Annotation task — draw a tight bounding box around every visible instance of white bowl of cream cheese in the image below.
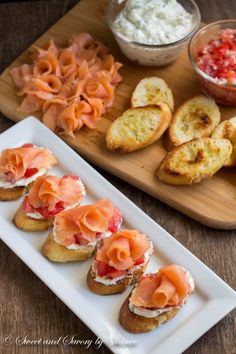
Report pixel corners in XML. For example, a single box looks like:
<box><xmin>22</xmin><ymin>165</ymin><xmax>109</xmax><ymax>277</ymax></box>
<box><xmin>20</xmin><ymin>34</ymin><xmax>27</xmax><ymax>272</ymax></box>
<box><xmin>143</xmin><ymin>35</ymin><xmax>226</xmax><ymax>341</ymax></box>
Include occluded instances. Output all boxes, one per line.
<box><xmin>107</xmin><ymin>0</ymin><xmax>201</xmax><ymax>66</ymax></box>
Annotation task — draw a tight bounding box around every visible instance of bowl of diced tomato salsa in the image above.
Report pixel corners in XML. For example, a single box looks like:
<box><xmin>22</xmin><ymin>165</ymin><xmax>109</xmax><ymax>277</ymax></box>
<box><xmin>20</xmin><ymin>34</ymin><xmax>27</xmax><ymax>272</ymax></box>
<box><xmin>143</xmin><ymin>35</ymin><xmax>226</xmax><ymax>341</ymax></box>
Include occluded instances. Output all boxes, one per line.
<box><xmin>189</xmin><ymin>20</ymin><xmax>236</xmax><ymax>106</ymax></box>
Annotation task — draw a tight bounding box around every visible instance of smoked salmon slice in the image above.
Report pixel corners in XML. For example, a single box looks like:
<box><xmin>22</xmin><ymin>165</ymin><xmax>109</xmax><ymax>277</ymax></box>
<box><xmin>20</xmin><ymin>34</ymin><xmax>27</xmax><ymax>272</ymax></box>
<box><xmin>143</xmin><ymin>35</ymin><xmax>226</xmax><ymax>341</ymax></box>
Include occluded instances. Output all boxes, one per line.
<box><xmin>10</xmin><ymin>32</ymin><xmax>123</xmax><ymax>138</ymax></box>
<box><xmin>96</xmin><ymin>230</ymin><xmax>151</xmax><ymax>271</ymax></box>
<box><xmin>0</xmin><ymin>144</ymin><xmax>57</xmax><ymax>182</ymax></box>
<box><xmin>129</xmin><ymin>265</ymin><xmax>193</xmax><ymax>309</ymax></box>
<box><xmin>23</xmin><ymin>175</ymin><xmax>85</xmax><ymax>217</ymax></box>
<box><xmin>53</xmin><ymin>198</ymin><xmax>122</xmax><ymax>246</ymax></box>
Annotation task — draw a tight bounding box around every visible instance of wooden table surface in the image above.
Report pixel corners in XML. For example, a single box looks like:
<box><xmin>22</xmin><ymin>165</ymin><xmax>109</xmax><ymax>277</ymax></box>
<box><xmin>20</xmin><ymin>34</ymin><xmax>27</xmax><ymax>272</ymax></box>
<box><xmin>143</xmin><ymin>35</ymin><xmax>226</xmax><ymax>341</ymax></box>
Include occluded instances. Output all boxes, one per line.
<box><xmin>0</xmin><ymin>1</ymin><xmax>235</xmax><ymax>354</ymax></box>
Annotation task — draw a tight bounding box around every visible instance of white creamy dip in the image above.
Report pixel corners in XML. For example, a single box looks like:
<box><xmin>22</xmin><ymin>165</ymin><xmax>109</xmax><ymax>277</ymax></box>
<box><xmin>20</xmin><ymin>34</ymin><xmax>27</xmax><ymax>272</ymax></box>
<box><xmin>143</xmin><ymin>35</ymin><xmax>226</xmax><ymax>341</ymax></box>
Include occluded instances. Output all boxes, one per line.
<box><xmin>129</xmin><ymin>267</ymin><xmax>195</xmax><ymax>318</ymax></box>
<box><xmin>93</xmin><ymin>240</ymin><xmax>153</xmax><ymax>286</ymax></box>
<box><xmin>0</xmin><ymin>168</ymin><xmax>47</xmax><ymax>189</ymax></box>
<box><xmin>26</xmin><ymin>179</ymin><xmax>86</xmax><ymax>220</ymax></box>
<box><xmin>114</xmin><ymin>0</ymin><xmax>193</xmax><ymax>45</ymax></box>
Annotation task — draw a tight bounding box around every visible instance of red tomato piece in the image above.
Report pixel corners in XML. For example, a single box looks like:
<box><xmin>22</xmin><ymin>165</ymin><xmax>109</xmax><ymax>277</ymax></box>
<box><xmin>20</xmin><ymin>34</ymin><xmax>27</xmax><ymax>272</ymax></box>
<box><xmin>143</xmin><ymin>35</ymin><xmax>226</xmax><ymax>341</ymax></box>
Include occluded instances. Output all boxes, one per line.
<box><xmin>74</xmin><ymin>233</ymin><xmax>89</xmax><ymax>245</ymax></box>
<box><xmin>96</xmin><ymin>261</ymin><xmax>124</xmax><ymax>278</ymax></box>
<box><xmin>108</xmin><ymin>207</ymin><xmax>122</xmax><ymax>233</ymax></box>
<box><xmin>134</xmin><ymin>255</ymin><xmax>145</xmax><ymax>266</ymax></box>
<box><xmin>21</xmin><ymin>143</ymin><xmax>34</xmax><ymax>148</ymax></box>
<box><xmin>24</xmin><ymin>168</ymin><xmax>38</xmax><ymax>178</ymax></box>
<box><xmin>22</xmin><ymin>196</ymin><xmax>34</xmax><ymax>212</ymax></box>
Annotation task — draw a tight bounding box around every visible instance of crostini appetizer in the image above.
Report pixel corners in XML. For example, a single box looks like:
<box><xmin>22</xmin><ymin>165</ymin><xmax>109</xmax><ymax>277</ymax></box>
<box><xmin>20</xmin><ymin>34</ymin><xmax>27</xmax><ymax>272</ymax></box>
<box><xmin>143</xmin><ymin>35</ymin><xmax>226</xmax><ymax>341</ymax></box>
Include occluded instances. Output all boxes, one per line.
<box><xmin>42</xmin><ymin>198</ymin><xmax>122</xmax><ymax>262</ymax></box>
<box><xmin>131</xmin><ymin>77</ymin><xmax>174</xmax><ymax>111</ymax></box>
<box><xmin>164</xmin><ymin>95</ymin><xmax>221</xmax><ymax>151</ymax></box>
<box><xmin>211</xmin><ymin>116</ymin><xmax>236</xmax><ymax>167</ymax></box>
<box><xmin>157</xmin><ymin>138</ymin><xmax>232</xmax><ymax>185</ymax></box>
<box><xmin>119</xmin><ymin>264</ymin><xmax>194</xmax><ymax>333</ymax></box>
<box><xmin>0</xmin><ymin>143</ymin><xmax>57</xmax><ymax>201</ymax></box>
<box><xmin>13</xmin><ymin>175</ymin><xmax>85</xmax><ymax>231</ymax></box>
<box><xmin>87</xmin><ymin>229</ymin><xmax>153</xmax><ymax>295</ymax></box>
<box><xmin>106</xmin><ymin>103</ymin><xmax>172</xmax><ymax>153</ymax></box>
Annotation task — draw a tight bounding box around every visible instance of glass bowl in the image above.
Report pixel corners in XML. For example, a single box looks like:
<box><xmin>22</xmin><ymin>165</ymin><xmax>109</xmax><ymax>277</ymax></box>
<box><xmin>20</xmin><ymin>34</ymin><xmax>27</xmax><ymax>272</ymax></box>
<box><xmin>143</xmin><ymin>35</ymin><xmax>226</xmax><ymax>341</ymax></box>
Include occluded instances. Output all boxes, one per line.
<box><xmin>189</xmin><ymin>20</ymin><xmax>236</xmax><ymax>106</ymax></box>
<box><xmin>106</xmin><ymin>0</ymin><xmax>201</xmax><ymax>67</ymax></box>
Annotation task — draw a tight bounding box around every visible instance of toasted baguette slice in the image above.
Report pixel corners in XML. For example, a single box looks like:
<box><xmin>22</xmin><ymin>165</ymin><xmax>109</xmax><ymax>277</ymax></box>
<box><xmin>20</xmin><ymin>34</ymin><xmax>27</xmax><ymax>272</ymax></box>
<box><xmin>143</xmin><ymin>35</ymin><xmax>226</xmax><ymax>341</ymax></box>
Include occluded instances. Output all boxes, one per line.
<box><xmin>131</xmin><ymin>77</ymin><xmax>174</xmax><ymax>111</ymax></box>
<box><xmin>13</xmin><ymin>205</ymin><xmax>53</xmax><ymax>231</ymax></box>
<box><xmin>157</xmin><ymin>138</ymin><xmax>232</xmax><ymax>185</ymax></box>
<box><xmin>119</xmin><ymin>295</ymin><xmax>178</xmax><ymax>333</ymax></box>
<box><xmin>42</xmin><ymin>233</ymin><xmax>95</xmax><ymax>263</ymax></box>
<box><xmin>106</xmin><ymin>103</ymin><xmax>172</xmax><ymax>153</ymax></box>
<box><xmin>0</xmin><ymin>186</ymin><xmax>25</xmax><ymax>201</ymax></box>
<box><xmin>87</xmin><ymin>261</ymin><xmax>149</xmax><ymax>295</ymax></box>
<box><xmin>211</xmin><ymin>116</ymin><xmax>236</xmax><ymax>167</ymax></box>
<box><xmin>0</xmin><ymin>181</ymin><xmax>33</xmax><ymax>201</ymax></box>
<box><xmin>165</xmin><ymin>95</ymin><xmax>221</xmax><ymax>150</ymax></box>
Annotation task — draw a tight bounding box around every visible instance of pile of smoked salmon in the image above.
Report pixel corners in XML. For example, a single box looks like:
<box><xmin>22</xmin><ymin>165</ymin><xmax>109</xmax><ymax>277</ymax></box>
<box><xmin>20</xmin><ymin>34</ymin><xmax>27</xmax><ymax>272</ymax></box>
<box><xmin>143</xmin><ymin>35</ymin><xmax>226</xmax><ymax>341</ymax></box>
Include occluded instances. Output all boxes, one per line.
<box><xmin>10</xmin><ymin>33</ymin><xmax>123</xmax><ymax>138</ymax></box>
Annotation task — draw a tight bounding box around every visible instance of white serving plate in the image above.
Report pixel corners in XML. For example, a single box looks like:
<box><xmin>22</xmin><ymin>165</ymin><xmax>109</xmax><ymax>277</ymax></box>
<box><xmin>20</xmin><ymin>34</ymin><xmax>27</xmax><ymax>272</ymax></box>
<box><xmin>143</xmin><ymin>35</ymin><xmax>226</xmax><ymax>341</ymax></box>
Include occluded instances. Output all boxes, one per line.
<box><xmin>0</xmin><ymin>117</ymin><xmax>235</xmax><ymax>354</ymax></box>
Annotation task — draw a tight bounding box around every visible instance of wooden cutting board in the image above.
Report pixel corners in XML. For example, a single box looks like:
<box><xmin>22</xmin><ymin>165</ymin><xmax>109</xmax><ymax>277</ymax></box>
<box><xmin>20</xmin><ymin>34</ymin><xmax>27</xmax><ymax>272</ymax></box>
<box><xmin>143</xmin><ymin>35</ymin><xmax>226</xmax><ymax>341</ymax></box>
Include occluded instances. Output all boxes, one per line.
<box><xmin>0</xmin><ymin>0</ymin><xmax>236</xmax><ymax>229</ymax></box>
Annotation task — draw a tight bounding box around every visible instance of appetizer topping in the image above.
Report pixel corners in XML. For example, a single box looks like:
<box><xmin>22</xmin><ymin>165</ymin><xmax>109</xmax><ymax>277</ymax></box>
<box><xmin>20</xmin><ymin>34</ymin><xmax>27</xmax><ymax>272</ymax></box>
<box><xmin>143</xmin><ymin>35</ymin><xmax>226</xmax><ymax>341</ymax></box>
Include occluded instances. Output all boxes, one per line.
<box><xmin>0</xmin><ymin>143</ymin><xmax>57</xmax><ymax>186</ymax></box>
<box><xmin>114</xmin><ymin>0</ymin><xmax>193</xmax><ymax>45</ymax></box>
<box><xmin>22</xmin><ymin>175</ymin><xmax>85</xmax><ymax>219</ymax></box>
<box><xmin>53</xmin><ymin>198</ymin><xmax>122</xmax><ymax>247</ymax></box>
<box><xmin>129</xmin><ymin>265</ymin><xmax>194</xmax><ymax>312</ymax></box>
<box><xmin>197</xmin><ymin>29</ymin><xmax>236</xmax><ymax>85</ymax></box>
<box><xmin>96</xmin><ymin>229</ymin><xmax>151</xmax><ymax>272</ymax></box>
<box><xmin>10</xmin><ymin>33</ymin><xmax>123</xmax><ymax>138</ymax></box>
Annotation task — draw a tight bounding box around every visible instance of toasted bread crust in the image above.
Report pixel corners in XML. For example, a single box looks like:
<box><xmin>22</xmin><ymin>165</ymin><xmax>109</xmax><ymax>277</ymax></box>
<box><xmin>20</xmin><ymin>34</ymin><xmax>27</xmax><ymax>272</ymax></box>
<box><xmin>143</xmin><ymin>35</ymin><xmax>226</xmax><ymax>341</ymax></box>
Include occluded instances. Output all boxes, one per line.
<box><xmin>131</xmin><ymin>77</ymin><xmax>174</xmax><ymax>111</ymax></box>
<box><xmin>0</xmin><ymin>186</ymin><xmax>25</xmax><ymax>201</ymax></box>
<box><xmin>106</xmin><ymin>103</ymin><xmax>172</xmax><ymax>153</ymax></box>
<box><xmin>165</xmin><ymin>95</ymin><xmax>221</xmax><ymax>150</ymax></box>
<box><xmin>87</xmin><ymin>261</ymin><xmax>148</xmax><ymax>295</ymax></box>
<box><xmin>211</xmin><ymin>116</ymin><xmax>236</xmax><ymax>167</ymax></box>
<box><xmin>157</xmin><ymin>138</ymin><xmax>232</xmax><ymax>185</ymax></box>
<box><xmin>42</xmin><ymin>233</ymin><xmax>95</xmax><ymax>263</ymax></box>
<box><xmin>119</xmin><ymin>295</ymin><xmax>178</xmax><ymax>333</ymax></box>
<box><xmin>13</xmin><ymin>205</ymin><xmax>52</xmax><ymax>231</ymax></box>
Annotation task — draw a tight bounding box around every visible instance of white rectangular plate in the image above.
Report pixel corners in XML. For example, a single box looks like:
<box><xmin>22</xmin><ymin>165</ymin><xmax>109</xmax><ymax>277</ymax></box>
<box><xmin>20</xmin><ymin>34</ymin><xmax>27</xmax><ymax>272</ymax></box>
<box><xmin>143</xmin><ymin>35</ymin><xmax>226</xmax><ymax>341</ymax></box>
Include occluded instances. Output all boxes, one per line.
<box><xmin>0</xmin><ymin>117</ymin><xmax>235</xmax><ymax>354</ymax></box>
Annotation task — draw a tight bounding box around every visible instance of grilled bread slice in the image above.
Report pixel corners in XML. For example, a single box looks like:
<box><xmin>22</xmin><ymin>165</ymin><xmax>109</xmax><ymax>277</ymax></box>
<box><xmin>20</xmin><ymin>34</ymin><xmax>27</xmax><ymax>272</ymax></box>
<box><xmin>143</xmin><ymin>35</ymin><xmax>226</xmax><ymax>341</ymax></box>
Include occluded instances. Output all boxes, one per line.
<box><xmin>106</xmin><ymin>103</ymin><xmax>172</xmax><ymax>153</ymax></box>
<box><xmin>42</xmin><ymin>233</ymin><xmax>95</xmax><ymax>263</ymax></box>
<box><xmin>211</xmin><ymin>116</ymin><xmax>236</xmax><ymax>167</ymax></box>
<box><xmin>131</xmin><ymin>77</ymin><xmax>174</xmax><ymax>111</ymax></box>
<box><xmin>13</xmin><ymin>205</ymin><xmax>53</xmax><ymax>231</ymax></box>
<box><xmin>119</xmin><ymin>294</ymin><xmax>178</xmax><ymax>333</ymax></box>
<box><xmin>157</xmin><ymin>138</ymin><xmax>232</xmax><ymax>185</ymax></box>
<box><xmin>165</xmin><ymin>95</ymin><xmax>221</xmax><ymax>151</ymax></box>
<box><xmin>0</xmin><ymin>186</ymin><xmax>26</xmax><ymax>201</ymax></box>
<box><xmin>87</xmin><ymin>262</ymin><xmax>148</xmax><ymax>295</ymax></box>
<box><xmin>0</xmin><ymin>182</ymin><xmax>33</xmax><ymax>201</ymax></box>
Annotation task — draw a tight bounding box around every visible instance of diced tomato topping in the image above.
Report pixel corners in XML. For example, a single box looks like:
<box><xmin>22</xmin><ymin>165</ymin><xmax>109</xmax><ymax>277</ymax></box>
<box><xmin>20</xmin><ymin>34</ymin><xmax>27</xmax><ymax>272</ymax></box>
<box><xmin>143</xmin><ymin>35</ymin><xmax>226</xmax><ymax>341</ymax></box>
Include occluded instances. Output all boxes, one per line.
<box><xmin>36</xmin><ymin>200</ymin><xmax>65</xmax><ymax>218</ymax></box>
<box><xmin>134</xmin><ymin>255</ymin><xmax>145</xmax><ymax>266</ymax></box>
<box><xmin>74</xmin><ymin>233</ymin><xmax>89</xmax><ymax>245</ymax></box>
<box><xmin>96</xmin><ymin>261</ymin><xmax>125</xmax><ymax>278</ymax></box>
<box><xmin>24</xmin><ymin>168</ymin><xmax>38</xmax><ymax>178</ymax></box>
<box><xmin>22</xmin><ymin>196</ymin><xmax>35</xmax><ymax>212</ymax></box>
<box><xmin>63</xmin><ymin>175</ymin><xmax>79</xmax><ymax>180</ymax></box>
<box><xmin>108</xmin><ymin>207</ymin><xmax>122</xmax><ymax>233</ymax></box>
<box><xmin>197</xmin><ymin>28</ymin><xmax>236</xmax><ymax>84</ymax></box>
<box><xmin>21</xmin><ymin>143</ymin><xmax>34</xmax><ymax>148</ymax></box>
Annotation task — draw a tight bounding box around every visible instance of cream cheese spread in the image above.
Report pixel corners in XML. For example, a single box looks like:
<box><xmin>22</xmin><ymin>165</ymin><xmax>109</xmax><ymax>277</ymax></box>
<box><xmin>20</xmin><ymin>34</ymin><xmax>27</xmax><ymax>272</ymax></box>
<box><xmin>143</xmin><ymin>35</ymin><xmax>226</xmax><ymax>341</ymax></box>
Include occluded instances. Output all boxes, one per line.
<box><xmin>129</xmin><ymin>267</ymin><xmax>195</xmax><ymax>318</ymax></box>
<box><xmin>114</xmin><ymin>0</ymin><xmax>193</xmax><ymax>45</ymax></box>
<box><xmin>0</xmin><ymin>168</ymin><xmax>47</xmax><ymax>189</ymax></box>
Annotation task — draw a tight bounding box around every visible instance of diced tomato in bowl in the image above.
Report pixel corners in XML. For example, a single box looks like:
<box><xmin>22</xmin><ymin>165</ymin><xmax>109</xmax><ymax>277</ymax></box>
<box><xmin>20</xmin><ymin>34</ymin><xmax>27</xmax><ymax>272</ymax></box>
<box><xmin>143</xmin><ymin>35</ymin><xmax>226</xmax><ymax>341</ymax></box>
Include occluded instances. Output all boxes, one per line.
<box><xmin>189</xmin><ymin>20</ymin><xmax>236</xmax><ymax>106</ymax></box>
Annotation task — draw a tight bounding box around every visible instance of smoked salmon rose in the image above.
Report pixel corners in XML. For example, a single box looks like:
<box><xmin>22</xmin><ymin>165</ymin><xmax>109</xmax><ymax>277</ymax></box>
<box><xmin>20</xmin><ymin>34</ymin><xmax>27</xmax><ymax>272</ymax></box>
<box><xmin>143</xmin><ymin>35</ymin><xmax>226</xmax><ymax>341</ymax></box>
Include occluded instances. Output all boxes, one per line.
<box><xmin>0</xmin><ymin>143</ymin><xmax>57</xmax><ymax>183</ymax></box>
<box><xmin>22</xmin><ymin>175</ymin><xmax>85</xmax><ymax>219</ymax></box>
<box><xmin>130</xmin><ymin>265</ymin><xmax>194</xmax><ymax>309</ymax></box>
<box><xmin>53</xmin><ymin>198</ymin><xmax>122</xmax><ymax>247</ymax></box>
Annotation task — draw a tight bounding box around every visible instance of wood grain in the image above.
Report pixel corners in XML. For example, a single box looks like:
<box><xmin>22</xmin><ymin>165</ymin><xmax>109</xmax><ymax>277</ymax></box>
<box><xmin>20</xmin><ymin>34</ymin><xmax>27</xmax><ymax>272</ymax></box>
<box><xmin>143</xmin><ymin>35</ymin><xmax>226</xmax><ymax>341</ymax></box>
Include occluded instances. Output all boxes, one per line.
<box><xmin>0</xmin><ymin>0</ymin><xmax>236</xmax><ymax>229</ymax></box>
<box><xmin>0</xmin><ymin>1</ymin><xmax>235</xmax><ymax>354</ymax></box>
